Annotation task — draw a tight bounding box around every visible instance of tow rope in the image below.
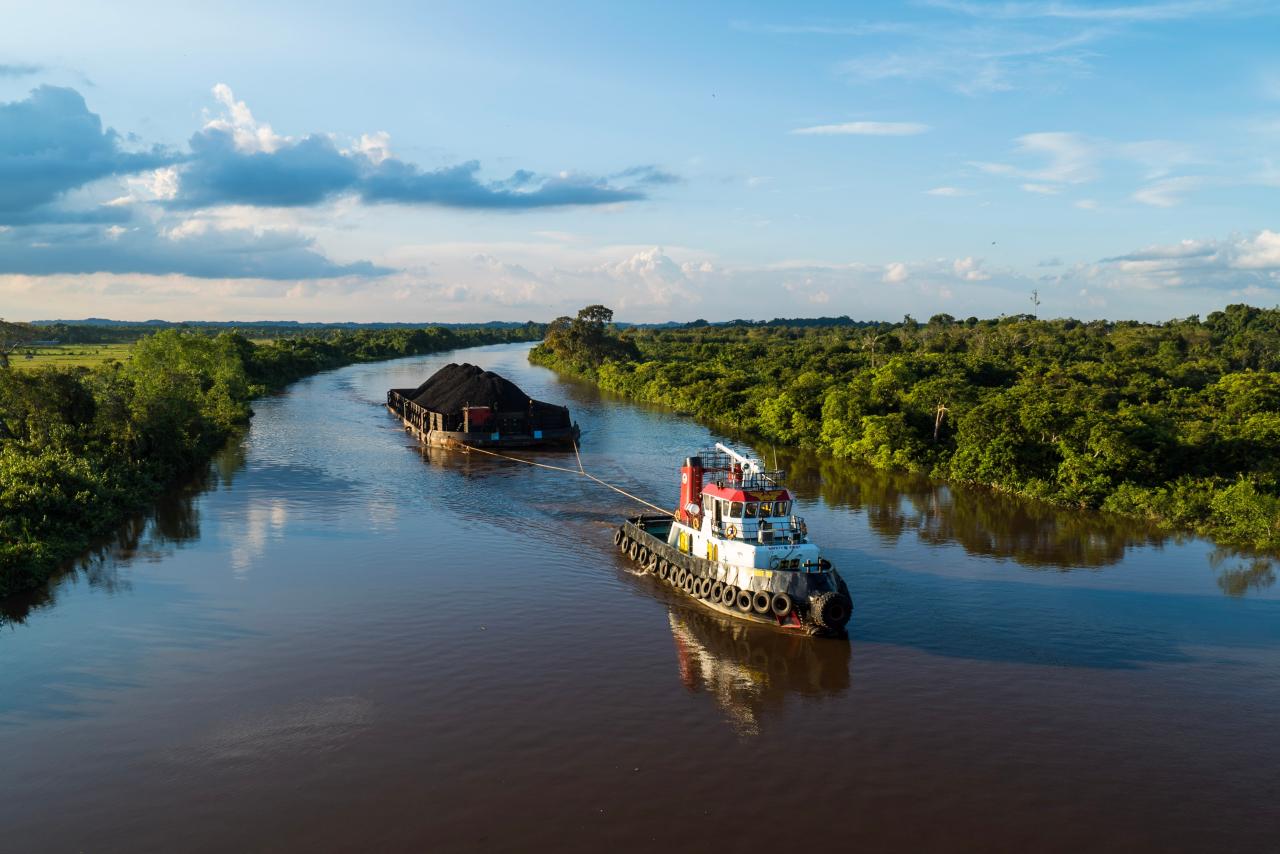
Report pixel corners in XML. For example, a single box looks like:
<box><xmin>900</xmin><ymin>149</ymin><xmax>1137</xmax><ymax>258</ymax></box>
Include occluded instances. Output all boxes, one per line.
<box><xmin>459</xmin><ymin>441</ymin><xmax>670</xmax><ymax>515</ymax></box>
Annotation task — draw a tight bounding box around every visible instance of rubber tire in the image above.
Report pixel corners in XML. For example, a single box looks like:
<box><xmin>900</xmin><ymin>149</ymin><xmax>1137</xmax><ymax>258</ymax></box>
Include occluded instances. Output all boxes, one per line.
<box><xmin>618</xmin><ymin>535</ymin><xmax>630</xmax><ymax>553</ymax></box>
<box><xmin>699</xmin><ymin>578</ymin><xmax>713</xmax><ymax>598</ymax></box>
<box><xmin>613</xmin><ymin>529</ymin><xmax>624</xmax><ymax>546</ymax></box>
<box><xmin>647</xmin><ymin>553</ymin><xmax>659</xmax><ymax>572</ymax></box>
<box><xmin>710</xmin><ymin>581</ymin><xmax>724</xmax><ymax>602</ymax></box>
<box><xmin>721</xmin><ymin>585</ymin><xmax>737</xmax><ymax>606</ymax></box>
<box><xmin>770</xmin><ymin>592</ymin><xmax>794</xmax><ymax>618</ymax></box>
<box><xmin>736</xmin><ymin>589</ymin><xmax>753</xmax><ymax>612</ymax></box>
<box><xmin>809</xmin><ymin>591</ymin><xmax>853</xmax><ymax>630</ymax></box>
<box><xmin>685</xmin><ymin>574</ymin><xmax>697</xmax><ymax>594</ymax></box>
<box><xmin>637</xmin><ymin>547</ymin><xmax>650</xmax><ymax>565</ymax></box>
<box><xmin>657</xmin><ymin>561</ymin><xmax>669</xmax><ymax>581</ymax></box>
<box><xmin>752</xmin><ymin>591</ymin><xmax>772</xmax><ymax>615</ymax></box>
<box><xmin>628</xmin><ymin>541</ymin><xmax>640</xmax><ymax>560</ymax></box>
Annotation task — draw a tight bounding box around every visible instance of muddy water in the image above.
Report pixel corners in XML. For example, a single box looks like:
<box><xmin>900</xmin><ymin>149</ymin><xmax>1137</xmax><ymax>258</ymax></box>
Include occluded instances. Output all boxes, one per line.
<box><xmin>2</xmin><ymin>342</ymin><xmax>1278</xmax><ymax>853</ymax></box>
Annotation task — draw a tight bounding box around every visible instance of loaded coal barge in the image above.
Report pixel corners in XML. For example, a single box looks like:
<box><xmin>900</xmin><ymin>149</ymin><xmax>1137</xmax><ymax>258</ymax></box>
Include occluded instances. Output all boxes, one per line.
<box><xmin>615</xmin><ymin>444</ymin><xmax>852</xmax><ymax>636</ymax></box>
<box><xmin>387</xmin><ymin>362</ymin><xmax>580</xmax><ymax>449</ymax></box>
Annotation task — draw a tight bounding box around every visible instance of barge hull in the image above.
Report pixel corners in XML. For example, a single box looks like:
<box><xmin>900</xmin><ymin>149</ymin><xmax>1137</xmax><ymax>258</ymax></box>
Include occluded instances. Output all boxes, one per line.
<box><xmin>387</xmin><ymin>389</ymin><xmax>580</xmax><ymax>450</ymax></box>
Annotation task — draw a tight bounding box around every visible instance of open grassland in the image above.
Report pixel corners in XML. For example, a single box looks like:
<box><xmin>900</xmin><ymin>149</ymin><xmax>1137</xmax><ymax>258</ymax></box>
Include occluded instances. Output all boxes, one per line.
<box><xmin>12</xmin><ymin>343</ymin><xmax>135</xmax><ymax>370</ymax></box>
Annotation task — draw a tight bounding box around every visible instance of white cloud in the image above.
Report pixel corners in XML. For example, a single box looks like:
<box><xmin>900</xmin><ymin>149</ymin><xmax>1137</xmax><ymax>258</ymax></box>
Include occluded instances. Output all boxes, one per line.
<box><xmin>925</xmin><ymin>186</ymin><xmax>972</xmax><ymax>196</ymax></box>
<box><xmin>791</xmin><ymin>121</ymin><xmax>931</xmax><ymax>136</ymax></box>
<box><xmin>883</xmin><ymin>261</ymin><xmax>909</xmax><ymax>282</ymax></box>
<box><xmin>1132</xmin><ymin>176</ymin><xmax>1206</xmax><ymax>207</ymax></box>
<box><xmin>975</xmin><ymin>132</ymin><xmax>1099</xmax><ymax>184</ymax></box>
<box><xmin>1092</xmin><ymin>229</ymin><xmax>1280</xmax><ymax>290</ymax></box>
<box><xmin>352</xmin><ymin>131</ymin><xmax>391</xmax><ymax>165</ymax></box>
<box><xmin>976</xmin><ymin>132</ymin><xmax>1204</xmax><ymax>203</ymax></box>
<box><xmin>107</xmin><ymin>167</ymin><xmax>180</xmax><ymax>207</ymax></box>
<box><xmin>204</xmin><ymin>83</ymin><xmax>287</xmax><ymax>153</ymax></box>
<box><xmin>953</xmin><ymin>256</ymin><xmax>991</xmax><ymax>280</ymax></box>
<box><xmin>1075</xmin><ymin>198</ymin><xmax>1098</xmax><ymax>209</ymax></box>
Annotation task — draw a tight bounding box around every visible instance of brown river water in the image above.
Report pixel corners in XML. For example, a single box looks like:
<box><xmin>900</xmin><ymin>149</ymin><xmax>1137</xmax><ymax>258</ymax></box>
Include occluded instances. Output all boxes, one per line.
<box><xmin>2</xmin><ymin>342</ymin><xmax>1278</xmax><ymax>853</ymax></box>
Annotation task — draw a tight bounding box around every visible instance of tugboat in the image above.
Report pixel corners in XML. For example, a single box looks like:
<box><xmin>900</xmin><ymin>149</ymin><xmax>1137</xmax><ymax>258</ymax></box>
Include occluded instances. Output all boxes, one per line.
<box><xmin>614</xmin><ymin>443</ymin><xmax>852</xmax><ymax>636</ymax></box>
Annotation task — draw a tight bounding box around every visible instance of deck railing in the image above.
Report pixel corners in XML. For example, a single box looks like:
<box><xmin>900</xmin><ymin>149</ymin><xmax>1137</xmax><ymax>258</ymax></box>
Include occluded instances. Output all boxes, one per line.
<box><xmin>710</xmin><ymin>516</ymin><xmax>806</xmax><ymax>544</ymax></box>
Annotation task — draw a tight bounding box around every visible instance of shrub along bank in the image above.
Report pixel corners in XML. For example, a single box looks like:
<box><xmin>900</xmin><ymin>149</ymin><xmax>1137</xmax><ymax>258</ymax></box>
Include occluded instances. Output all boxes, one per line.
<box><xmin>530</xmin><ymin>304</ymin><xmax>1280</xmax><ymax>552</ymax></box>
<box><xmin>0</xmin><ymin>324</ymin><xmax>541</xmax><ymax>596</ymax></box>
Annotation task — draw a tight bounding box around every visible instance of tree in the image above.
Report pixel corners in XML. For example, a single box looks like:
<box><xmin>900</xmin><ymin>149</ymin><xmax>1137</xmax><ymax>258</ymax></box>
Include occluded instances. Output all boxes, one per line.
<box><xmin>0</xmin><ymin>319</ymin><xmax>37</xmax><ymax>370</ymax></box>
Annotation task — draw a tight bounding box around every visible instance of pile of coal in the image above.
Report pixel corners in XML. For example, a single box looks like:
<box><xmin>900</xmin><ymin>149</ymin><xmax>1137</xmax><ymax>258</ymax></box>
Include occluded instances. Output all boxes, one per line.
<box><xmin>410</xmin><ymin>363</ymin><xmax>534</xmax><ymax>413</ymax></box>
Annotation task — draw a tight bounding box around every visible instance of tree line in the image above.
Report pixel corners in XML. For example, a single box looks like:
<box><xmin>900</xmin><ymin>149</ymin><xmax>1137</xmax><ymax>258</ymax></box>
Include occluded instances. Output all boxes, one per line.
<box><xmin>530</xmin><ymin>304</ymin><xmax>1280</xmax><ymax>552</ymax></box>
<box><xmin>0</xmin><ymin>324</ymin><xmax>542</xmax><ymax>596</ymax></box>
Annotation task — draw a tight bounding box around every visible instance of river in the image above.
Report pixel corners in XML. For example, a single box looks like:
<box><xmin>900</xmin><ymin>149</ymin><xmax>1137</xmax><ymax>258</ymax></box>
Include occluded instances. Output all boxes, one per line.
<box><xmin>2</xmin><ymin>342</ymin><xmax>1278</xmax><ymax>853</ymax></box>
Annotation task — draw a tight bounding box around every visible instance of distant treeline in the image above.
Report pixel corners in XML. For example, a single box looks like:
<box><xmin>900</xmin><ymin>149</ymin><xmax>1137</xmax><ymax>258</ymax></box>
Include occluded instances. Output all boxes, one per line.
<box><xmin>24</xmin><ymin>319</ymin><xmax>543</xmax><ymax>345</ymax></box>
<box><xmin>531</xmin><ymin>304</ymin><xmax>1280</xmax><ymax>551</ymax></box>
<box><xmin>0</xmin><ymin>324</ymin><xmax>542</xmax><ymax>596</ymax></box>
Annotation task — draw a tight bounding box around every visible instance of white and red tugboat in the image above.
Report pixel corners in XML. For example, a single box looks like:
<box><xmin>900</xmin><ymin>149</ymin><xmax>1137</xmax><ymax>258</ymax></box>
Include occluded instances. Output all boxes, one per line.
<box><xmin>614</xmin><ymin>444</ymin><xmax>852</xmax><ymax>636</ymax></box>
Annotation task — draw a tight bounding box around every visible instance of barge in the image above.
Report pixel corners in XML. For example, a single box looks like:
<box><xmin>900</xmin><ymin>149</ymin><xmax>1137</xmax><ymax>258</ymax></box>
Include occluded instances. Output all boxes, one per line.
<box><xmin>615</xmin><ymin>443</ymin><xmax>852</xmax><ymax>636</ymax></box>
<box><xmin>388</xmin><ymin>362</ymin><xmax>580</xmax><ymax>449</ymax></box>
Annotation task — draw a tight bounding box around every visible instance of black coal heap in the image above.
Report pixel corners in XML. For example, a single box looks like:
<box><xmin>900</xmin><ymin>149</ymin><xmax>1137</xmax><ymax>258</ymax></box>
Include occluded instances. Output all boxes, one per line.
<box><xmin>410</xmin><ymin>363</ymin><xmax>534</xmax><ymax>413</ymax></box>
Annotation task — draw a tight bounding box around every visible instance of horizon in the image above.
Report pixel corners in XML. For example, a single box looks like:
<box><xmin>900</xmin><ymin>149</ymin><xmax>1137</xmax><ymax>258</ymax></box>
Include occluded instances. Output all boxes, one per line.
<box><xmin>3</xmin><ymin>1</ymin><xmax>1280</xmax><ymax>323</ymax></box>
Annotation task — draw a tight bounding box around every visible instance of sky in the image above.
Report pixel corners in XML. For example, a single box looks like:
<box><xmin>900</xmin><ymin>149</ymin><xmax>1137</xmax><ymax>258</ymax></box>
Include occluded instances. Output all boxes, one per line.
<box><xmin>1</xmin><ymin>0</ymin><xmax>1279</xmax><ymax>324</ymax></box>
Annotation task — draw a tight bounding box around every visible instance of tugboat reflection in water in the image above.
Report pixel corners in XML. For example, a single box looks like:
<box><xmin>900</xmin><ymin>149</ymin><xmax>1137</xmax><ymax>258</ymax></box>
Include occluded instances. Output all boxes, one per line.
<box><xmin>668</xmin><ymin>607</ymin><xmax>851</xmax><ymax>736</ymax></box>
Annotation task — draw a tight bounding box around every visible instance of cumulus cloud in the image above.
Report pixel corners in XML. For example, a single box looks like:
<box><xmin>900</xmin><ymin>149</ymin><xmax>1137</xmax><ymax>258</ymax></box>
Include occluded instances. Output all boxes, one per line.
<box><xmin>0</xmin><ymin>83</ymin><xmax>669</xmax><ymax>219</ymax></box>
<box><xmin>359</xmin><ymin>159</ymin><xmax>647</xmax><ymax>209</ymax></box>
<box><xmin>952</xmin><ymin>256</ymin><xmax>991</xmax><ymax>281</ymax></box>
<box><xmin>576</xmin><ymin>246</ymin><xmax>705</xmax><ymax>307</ymax></box>
<box><xmin>178</xmin><ymin>126</ymin><xmax>362</xmax><ymax>208</ymax></box>
<box><xmin>883</xmin><ymin>262</ymin><xmax>909</xmax><ymax>282</ymax></box>
<box><xmin>1092</xmin><ymin>230</ymin><xmax>1280</xmax><ymax>290</ymax></box>
<box><xmin>0</xmin><ymin>220</ymin><xmax>388</xmax><ymax>279</ymax></box>
<box><xmin>0</xmin><ymin>85</ymin><xmax>179</xmax><ymax>221</ymax></box>
<box><xmin>791</xmin><ymin>121</ymin><xmax>930</xmax><ymax>136</ymax></box>
<box><xmin>171</xmin><ymin>84</ymin><xmax>664</xmax><ymax>211</ymax></box>
<box><xmin>0</xmin><ymin>83</ymin><xmax>676</xmax><ymax>284</ymax></box>
<box><xmin>925</xmin><ymin>186</ymin><xmax>971</xmax><ymax>196</ymax></box>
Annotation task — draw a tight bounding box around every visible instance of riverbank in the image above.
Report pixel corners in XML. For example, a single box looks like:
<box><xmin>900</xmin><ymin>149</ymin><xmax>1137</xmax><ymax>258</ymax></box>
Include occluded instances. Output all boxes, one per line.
<box><xmin>529</xmin><ymin>306</ymin><xmax>1280</xmax><ymax>553</ymax></box>
<box><xmin>0</xmin><ymin>325</ymin><xmax>541</xmax><ymax>597</ymax></box>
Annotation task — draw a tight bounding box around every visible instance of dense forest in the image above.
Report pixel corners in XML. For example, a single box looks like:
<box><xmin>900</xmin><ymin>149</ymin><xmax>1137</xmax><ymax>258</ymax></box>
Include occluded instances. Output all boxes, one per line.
<box><xmin>531</xmin><ymin>304</ymin><xmax>1280</xmax><ymax>551</ymax></box>
<box><xmin>0</xmin><ymin>324</ymin><xmax>541</xmax><ymax>596</ymax></box>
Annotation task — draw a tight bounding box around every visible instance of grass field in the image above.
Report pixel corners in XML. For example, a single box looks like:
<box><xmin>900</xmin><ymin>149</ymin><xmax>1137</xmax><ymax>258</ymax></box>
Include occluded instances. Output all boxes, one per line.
<box><xmin>11</xmin><ymin>343</ymin><xmax>135</xmax><ymax>370</ymax></box>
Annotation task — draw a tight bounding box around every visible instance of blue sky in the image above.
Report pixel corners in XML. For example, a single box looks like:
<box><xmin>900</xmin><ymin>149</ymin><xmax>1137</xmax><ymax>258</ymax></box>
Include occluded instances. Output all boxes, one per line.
<box><xmin>2</xmin><ymin>0</ymin><xmax>1278</xmax><ymax>322</ymax></box>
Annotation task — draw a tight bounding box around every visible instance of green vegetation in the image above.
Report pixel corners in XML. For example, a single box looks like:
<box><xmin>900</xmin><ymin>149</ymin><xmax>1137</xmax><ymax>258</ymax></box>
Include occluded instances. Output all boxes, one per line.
<box><xmin>0</xmin><ymin>324</ymin><xmax>541</xmax><ymax>596</ymax></box>
<box><xmin>10</xmin><ymin>343</ymin><xmax>137</xmax><ymax>371</ymax></box>
<box><xmin>531</xmin><ymin>304</ymin><xmax>1280</xmax><ymax>552</ymax></box>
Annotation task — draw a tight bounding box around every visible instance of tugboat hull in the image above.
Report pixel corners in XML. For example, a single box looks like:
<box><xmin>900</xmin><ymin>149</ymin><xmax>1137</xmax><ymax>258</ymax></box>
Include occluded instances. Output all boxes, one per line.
<box><xmin>617</xmin><ymin>514</ymin><xmax>852</xmax><ymax>637</ymax></box>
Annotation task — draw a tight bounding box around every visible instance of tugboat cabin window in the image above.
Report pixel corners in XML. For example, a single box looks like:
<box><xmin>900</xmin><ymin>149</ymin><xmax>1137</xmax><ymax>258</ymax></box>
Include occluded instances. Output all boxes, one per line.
<box><xmin>730</xmin><ymin>501</ymin><xmax>744</xmax><ymax>518</ymax></box>
<box><xmin>744</xmin><ymin>502</ymin><xmax>758</xmax><ymax>518</ymax></box>
<box><xmin>775</xmin><ymin>500</ymin><xmax>791</xmax><ymax>516</ymax></box>
<box><xmin>758</xmin><ymin>501</ymin><xmax>772</xmax><ymax>516</ymax></box>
